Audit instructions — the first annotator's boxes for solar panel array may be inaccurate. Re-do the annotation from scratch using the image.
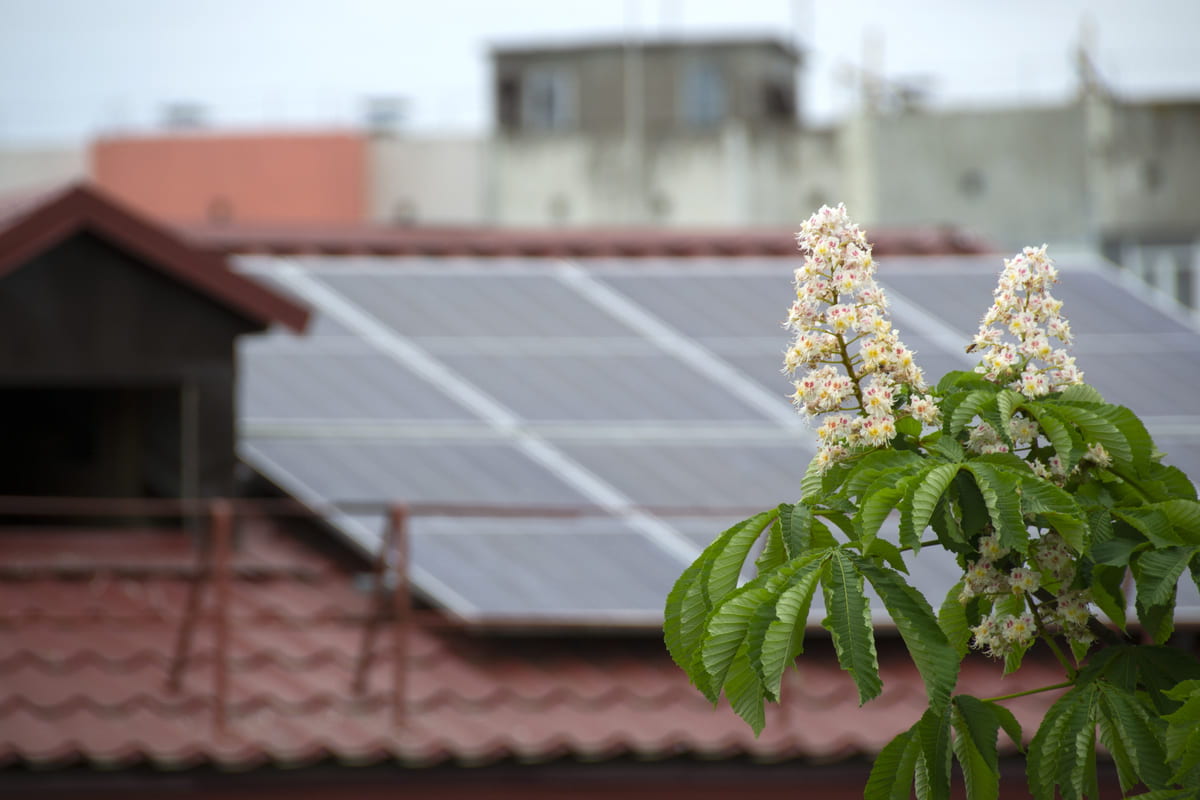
[236,254,1200,626]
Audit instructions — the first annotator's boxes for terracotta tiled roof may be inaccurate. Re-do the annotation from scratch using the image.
[0,520,1064,771]
[181,223,991,259]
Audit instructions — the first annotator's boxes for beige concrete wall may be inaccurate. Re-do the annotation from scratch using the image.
[861,106,1090,248]
[368,136,485,225]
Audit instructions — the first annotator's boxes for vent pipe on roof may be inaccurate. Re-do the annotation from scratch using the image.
[161,102,208,131]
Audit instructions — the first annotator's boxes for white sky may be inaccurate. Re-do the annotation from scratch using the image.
[1,0,1198,144]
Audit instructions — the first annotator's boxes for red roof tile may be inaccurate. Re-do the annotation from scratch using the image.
[180,223,991,259]
[0,522,1067,771]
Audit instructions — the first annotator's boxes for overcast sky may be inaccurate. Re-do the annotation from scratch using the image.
[1,0,1198,144]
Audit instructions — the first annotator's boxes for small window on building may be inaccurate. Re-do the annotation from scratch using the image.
[763,81,794,122]
[681,59,726,128]
[522,68,575,132]
[497,76,520,130]
[958,169,986,198]
[1143,160,1163,193]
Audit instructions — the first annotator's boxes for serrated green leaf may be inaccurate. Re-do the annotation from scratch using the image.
[857,485,906,542]
[1164,680,1200,783]
[904,463,961,553]
[1097,682,1171,792]
[964,463,1028,553]
[753,555,827,701]
[950,389,998,437]
[1028,404,1075,469]
[755,518,787,574]
[858,559,959,708]
[1028,685,1098,800]
[866,724,922,800]
[995,389,1026,430]
[1090,563,1128,631]
[864,536,908,573]
[986,700,1024,754]
[1154,499,1200,545]
[1133,547,1197,643]
[1098,404,1153,473]
[938,581,971,659]
[821,551,882,705]
[778,502,838,557]
[664,510,777,677]
[1044,402,1133,466]
[933,434,965,463]
[953,696,1001,800]
[843,449,925,497]
[916,704,954,800]
[1058,383,1106,404]
[1116,507,1184,548]
[722,638,766,734]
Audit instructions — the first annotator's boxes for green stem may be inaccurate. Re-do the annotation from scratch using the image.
[981,680,1074,704]
[898,538,941,553]
[835,332,866,411]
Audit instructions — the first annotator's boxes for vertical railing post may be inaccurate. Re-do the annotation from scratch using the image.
[211,498,232,735]
[390,504,410,728]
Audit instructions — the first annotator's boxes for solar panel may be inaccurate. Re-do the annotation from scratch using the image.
[235,252,1200,627]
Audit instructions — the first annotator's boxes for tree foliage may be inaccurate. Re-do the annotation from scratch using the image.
[663,207,1200,799]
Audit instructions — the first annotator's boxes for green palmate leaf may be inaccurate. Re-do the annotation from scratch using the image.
[847,451,926,500]
[1133,546,1198,643]
[755,518,787,574]
[933,434,965,463]
[753,554,828,701]
[800,456,825,499]
[949,389,998,437]
[722,638,767,734]
[938,581,971,659]
[1116,507,1184,548]
[1090,563,1128,631]
[1058,383,1106,404]
[1082,646,1200,722]
[903,463,962,553]
[821,551,882,705]
[937,370,993,394]
[964,463,1028,553]
[857,485,906,543]
[1154,499,1200,545]
[866,723,922,800]
[1164,680,1200,785]
[952,696,1002,800]
[1028,404,1076,468]
[777,502,838,557]
[1098,404,1154,473]
[986,700,1024,754]
[865,536,908,573]
[664,510,777,675]
[700,572,785,697]
[1028,684,1098,800]
[1043,402,1133,466]
[857,559,959,708]
[916,704,954,800]
[995,388,1026,431]
[1146,463,1198,502]
[1096,681,1171,792]
[956,471,990,539]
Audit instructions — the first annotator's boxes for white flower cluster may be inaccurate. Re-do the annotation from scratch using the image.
[783,205,937,472]
[971,245,1083,398]
[963,532,1094,658]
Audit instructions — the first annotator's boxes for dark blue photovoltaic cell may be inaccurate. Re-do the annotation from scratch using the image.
[316,271,642,338]
[436,352,776,422]
[244,439,592,508]
[236,254,1200,625]
[240,346,480,421]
